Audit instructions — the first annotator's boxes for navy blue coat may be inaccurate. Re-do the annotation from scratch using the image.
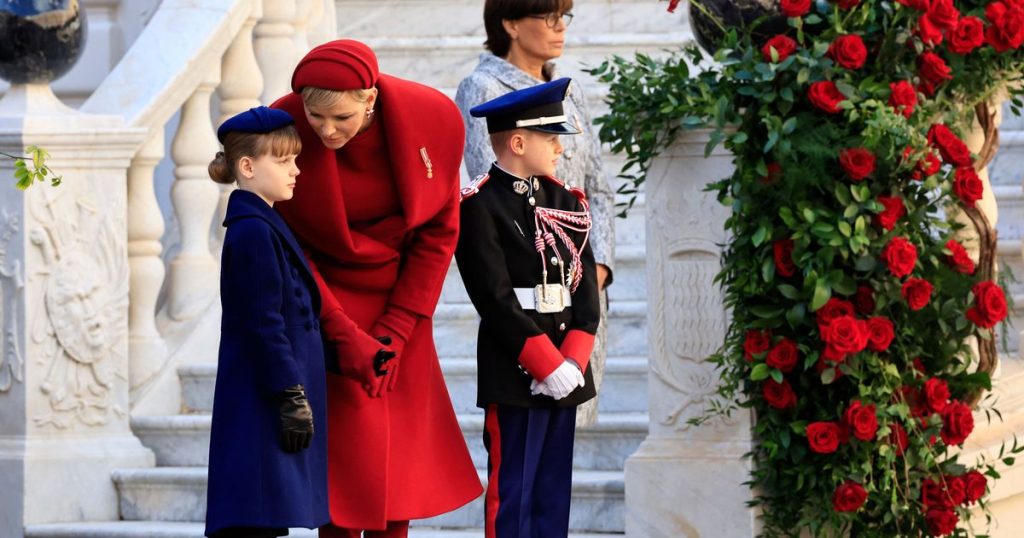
[205,189,329,536]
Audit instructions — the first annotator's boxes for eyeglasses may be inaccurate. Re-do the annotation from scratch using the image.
[526,11,573,29]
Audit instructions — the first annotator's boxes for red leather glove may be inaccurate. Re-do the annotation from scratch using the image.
[322,308,394,398]
[369,305,422,395]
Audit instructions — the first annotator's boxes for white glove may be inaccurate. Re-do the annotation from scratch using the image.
[534,360,585,400]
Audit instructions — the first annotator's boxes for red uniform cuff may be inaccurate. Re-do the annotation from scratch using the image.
[518,335,563,380]
[559,330,595,373]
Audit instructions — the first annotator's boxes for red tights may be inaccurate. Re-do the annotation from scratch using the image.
[320,520,410,538]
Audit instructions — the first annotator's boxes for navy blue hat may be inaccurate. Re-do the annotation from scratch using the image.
[470,78,580,135]
[216,106,295,143]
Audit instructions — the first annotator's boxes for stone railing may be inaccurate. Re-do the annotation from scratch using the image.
[82,0,333,415]
[0,1,333,532]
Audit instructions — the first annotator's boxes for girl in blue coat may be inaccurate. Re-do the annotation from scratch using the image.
[204,107,330,538]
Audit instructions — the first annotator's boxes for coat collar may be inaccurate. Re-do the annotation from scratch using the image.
[475,52,558,91]
[223,189,315,284]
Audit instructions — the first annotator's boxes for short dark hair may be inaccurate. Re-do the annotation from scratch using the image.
[483,0,574,58]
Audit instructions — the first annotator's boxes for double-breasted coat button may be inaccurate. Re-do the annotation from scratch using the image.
[299,306,309,315]
[550,256,559,265]
[294,288,302,298]
[559,322,567,331]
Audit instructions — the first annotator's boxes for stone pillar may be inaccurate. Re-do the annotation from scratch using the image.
[0,84,154,535]
[625,131,756,537]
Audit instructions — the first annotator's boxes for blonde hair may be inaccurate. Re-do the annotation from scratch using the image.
[300,86,372,108]
[207,126,302,184]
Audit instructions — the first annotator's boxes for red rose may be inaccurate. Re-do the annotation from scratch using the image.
[924,377,950,413]
[762,35,798,62]
[918,52,953,90]
[963,470,987,503]
[807,421,844,453]
[928,123,973,167]
[889,81,918,118]
[897,0,929,9]
[917,15,945,46]
[839,147,876,180]
[889,422,909,456]
[926,508,959,536]
[854,285,875,315]
[817,298,856,330]
[844,400,879,441]
[875,195,906,231]
[832,480,868,512]
[986,2,1024,53]
[823,315,869,355]
[945,239,976,274]
[927,0,960,30]
[901,278,933,311]
[762,162,783,184]
[866,316,895,351]
[910,151,942,180]
[743,329,772,361]
[941,399,974,445]
[966,281,1008,328]
[953,166,984,207]
[882,237,918,278]
[945,476,967,505]
[828,35,868,69]
[763,379,798,409]
[836,0,860,7]
[923,477,953,509]
[808,81,847,114]
[773,239,797,277]
[948,16,986,54]
[780,0,812,17]
[766,338,799,373]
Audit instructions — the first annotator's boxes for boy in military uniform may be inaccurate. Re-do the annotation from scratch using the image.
[455,78,600,538]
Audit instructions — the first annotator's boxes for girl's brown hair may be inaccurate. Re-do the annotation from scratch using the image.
[208,126,302,184]
[483,0,573,58]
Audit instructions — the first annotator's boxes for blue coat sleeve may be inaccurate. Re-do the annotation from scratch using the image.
[222,219,303,393]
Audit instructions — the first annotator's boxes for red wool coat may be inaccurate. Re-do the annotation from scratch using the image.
[273,75,482,529]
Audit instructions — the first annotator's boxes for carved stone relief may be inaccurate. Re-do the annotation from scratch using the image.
[0,209,25,392]
[28,188,128,429]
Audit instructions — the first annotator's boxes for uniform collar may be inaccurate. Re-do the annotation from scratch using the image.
[488,163,543,198]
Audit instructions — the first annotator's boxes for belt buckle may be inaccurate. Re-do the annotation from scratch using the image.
[534,284,566,313]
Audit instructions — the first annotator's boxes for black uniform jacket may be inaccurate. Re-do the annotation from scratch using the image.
[456,164,600,408]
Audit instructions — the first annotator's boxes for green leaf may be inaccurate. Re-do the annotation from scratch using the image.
[855,255,877,272]
[782,117,798,134]
[752,225,769,247]
[770,369,784,383]
[802,208,816,223]
[751,363,771,381]
[786,303,806,328]
[732,132,749,144]
[797,68,810,85]
[838,221,853,237]
[751,305,786,318]
[778,284,801,299]
[820,367,837,385]
[811,279,832,311]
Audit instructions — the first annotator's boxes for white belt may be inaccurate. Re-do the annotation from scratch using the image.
[513,285,572,313]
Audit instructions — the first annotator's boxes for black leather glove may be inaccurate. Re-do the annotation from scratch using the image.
[374,336,395,377]
[278,384,313,453]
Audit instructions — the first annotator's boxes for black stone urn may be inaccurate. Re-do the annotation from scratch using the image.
[689,0,787,54]
[0,0,86,84]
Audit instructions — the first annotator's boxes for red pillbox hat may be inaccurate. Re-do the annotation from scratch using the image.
[291,39,379,92]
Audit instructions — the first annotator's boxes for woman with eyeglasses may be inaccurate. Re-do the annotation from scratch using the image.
[455,0,615,430]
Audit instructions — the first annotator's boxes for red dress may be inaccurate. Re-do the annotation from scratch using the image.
[273,75,482,530]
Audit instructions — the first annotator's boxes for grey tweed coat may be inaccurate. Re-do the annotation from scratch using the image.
[455,52,614,426]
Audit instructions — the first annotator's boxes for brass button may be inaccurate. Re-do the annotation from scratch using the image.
[559,323,567,331]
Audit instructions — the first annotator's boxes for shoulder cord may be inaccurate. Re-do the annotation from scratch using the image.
[532,198,592,293]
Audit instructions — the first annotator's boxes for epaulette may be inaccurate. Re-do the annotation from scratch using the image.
[460,173,490,201]
[539,175,588,208]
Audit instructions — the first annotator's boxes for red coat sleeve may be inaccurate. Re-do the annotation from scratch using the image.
[305,253,385,371]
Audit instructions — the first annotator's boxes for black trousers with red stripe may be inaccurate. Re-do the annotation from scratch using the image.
[483,404,577,538]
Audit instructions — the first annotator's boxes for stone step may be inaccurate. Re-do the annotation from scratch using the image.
[363,33,690,94]
[335,0,685,39]
[112,467,625,532]
[131,411,646,471]
[434,300,648,359]
[26,521,622,537]
[442,356,649,415]
[180,353,648,416]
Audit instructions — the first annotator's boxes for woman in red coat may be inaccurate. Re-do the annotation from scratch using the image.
[272,40,482,537]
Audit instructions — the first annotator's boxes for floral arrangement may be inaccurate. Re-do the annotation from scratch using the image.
[590,0,1022,534]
